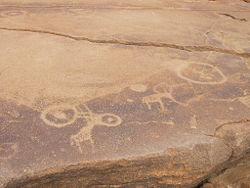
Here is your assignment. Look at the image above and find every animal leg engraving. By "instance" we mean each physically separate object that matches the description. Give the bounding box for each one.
[70,124,94,153]
[142,94,166,111]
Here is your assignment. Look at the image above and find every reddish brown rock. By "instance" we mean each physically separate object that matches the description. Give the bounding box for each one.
[206,154,250,188]
[0,0,249,187]
[202,183,215,188]
[215,121,250,158]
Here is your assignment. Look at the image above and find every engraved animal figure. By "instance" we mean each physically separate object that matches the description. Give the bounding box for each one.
[40,104,122,153]
[142,82,198,111]
[142,93,169,111]
[142,83,185,111]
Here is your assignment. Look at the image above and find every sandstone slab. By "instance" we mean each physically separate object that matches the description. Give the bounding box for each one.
[0,0,250,187]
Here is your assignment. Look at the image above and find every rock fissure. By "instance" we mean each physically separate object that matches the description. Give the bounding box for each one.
[199,120,250,187]
[219,13,247,22]
[200,153,250,188]
[0,5,163,10]
[1,5,250,12]
[203,119,250,155]
[0,27,249,58]
[214,119,250,136]
[203,119,250,138]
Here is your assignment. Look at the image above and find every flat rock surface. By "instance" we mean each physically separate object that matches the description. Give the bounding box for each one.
[0,0,249,187]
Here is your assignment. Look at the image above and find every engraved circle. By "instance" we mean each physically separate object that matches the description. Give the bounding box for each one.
[177,62,227,84]
[99,113,122,127]
[40,104,78,128]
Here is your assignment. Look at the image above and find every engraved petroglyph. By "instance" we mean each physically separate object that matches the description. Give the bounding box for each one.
[129,84,148,93]
[128,120,175,127]
[153,82,189,105]
[142,84,177,111]
[177,62,227,85]
[70,105,122,153]
[206,31,250,52]
[0,142,17,160]
[40,104,78,128]
[204,19,224,46]
[142,83,175,111]
[189,115,198,129]
[245,59,250,70]
[142,82,196,111]
[238,95,250,108]
[40,104,122,153]
[209,93,250,110]
[142,93,166,111]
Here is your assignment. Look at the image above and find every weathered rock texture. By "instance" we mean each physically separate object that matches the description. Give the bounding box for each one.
[0,0,249,187]
[202,154,250,188]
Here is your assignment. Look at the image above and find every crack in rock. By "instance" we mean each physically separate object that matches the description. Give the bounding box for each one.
[0,27,249,58]
[214,120,250,157]
[0,5,250,12]
[219,13,247,22]
[0,5,162,10]
[214,119,250,136]
[199,120,250,188]
[203,119,250,153]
